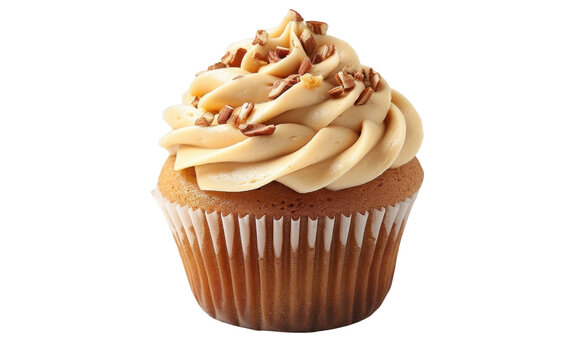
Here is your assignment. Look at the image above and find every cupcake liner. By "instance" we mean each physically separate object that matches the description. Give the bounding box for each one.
[153,189,418,332]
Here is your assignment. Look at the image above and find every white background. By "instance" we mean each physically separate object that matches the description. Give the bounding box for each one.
[1,0,572,359]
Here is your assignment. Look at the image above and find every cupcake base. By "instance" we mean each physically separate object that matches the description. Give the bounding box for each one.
[154,189,417,332]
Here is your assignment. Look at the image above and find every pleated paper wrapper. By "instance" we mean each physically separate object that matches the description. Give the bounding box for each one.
[153,189,418,332]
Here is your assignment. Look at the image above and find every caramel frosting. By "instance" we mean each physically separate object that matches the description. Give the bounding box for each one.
[159,10,423,193]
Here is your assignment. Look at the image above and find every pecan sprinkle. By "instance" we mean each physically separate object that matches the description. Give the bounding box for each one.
[285,73,301,86]
[228,108,241,126]
[207,62,226,71]
[299,29,316,54]
[221,48,247,67]
[298,57,312,75]
[268,79,289,100]
[354,72,365,81]
[195,112,214,126]
[319,43,336,59]
[238,102,255,122]
[328,85,345,97]
[253,52,269,65]
[354,87,374,105]
[275,46,290,58]
[306,21,328,35]
[311,53,323,64]
[217,105,234,124]
[369,69,382,91]
[311,44,336,64]
[288,9,304,22]
[335,71,356,90]
[190,96,200,107]
[252,30,269,46]
[268,74,300,100]
[239,123,276,137]
[268,50,281,63]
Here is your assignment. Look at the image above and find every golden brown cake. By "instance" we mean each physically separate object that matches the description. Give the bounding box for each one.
[154,9,424,331]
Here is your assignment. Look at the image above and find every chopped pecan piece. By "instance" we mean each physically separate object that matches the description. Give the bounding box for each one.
[268,79,289,100]
[268,74,300,100]
[207,62,226,71]
[354,72,365,81]
[354,87,374,105]
[285,73,301,86]
[238,102,254,122]
[228,108,241,126]
[335,71,356,90]
[217,105,234,124]
[298,57,312,75]
[268,50,280,63]
[239,123,276,136]
[253,52,269,65]
[299,29,316,54]
[221,47,247,67]
[288,9,304,22]
[195,112,214,126]
[319,43,336,59]
[370,70,382,91]
[306,21,328,35]
[252,30,269,46]
[190,96,200,107]
[269,46,290,63]
[311,53,323,64]
[275,46,290,58]
[328,85,345,97]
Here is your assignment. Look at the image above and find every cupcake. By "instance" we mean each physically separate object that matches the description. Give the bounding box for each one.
[154,9,423,332]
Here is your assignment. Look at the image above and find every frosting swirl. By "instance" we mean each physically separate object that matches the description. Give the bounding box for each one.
[160,10,423,193]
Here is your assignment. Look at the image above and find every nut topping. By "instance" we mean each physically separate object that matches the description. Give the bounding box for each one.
[319,43,336,59]
[268,79,288,100]
[207,62,226,71]
[195,112,214,126]
[298,57,312,75]
[275,46,290,58]
[217,105,234,124]
[238,102,254,123]
[354,87,374,105]
[288,9,304,22]
[285,73,301,86]
[328,85,345,97]
[253,52,269,65]
[252,30,269,46]
[300,29,316,54]
[239,123,276,137]
[311,54,323,64]
[335,71,356,90]
[268,74,300,100]
[369,68,382,91]
[221,47,247,67]
[311,44,336,64]
[305,21,328,35]
[354,72,365,81]
[190,96,200,107]
[268,50,280,63]
[228,108,241,126]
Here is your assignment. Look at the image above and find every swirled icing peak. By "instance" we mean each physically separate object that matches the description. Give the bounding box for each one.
[160,9,423,193]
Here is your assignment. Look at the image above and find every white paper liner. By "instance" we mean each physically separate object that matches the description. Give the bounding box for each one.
[153,189,418,332]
